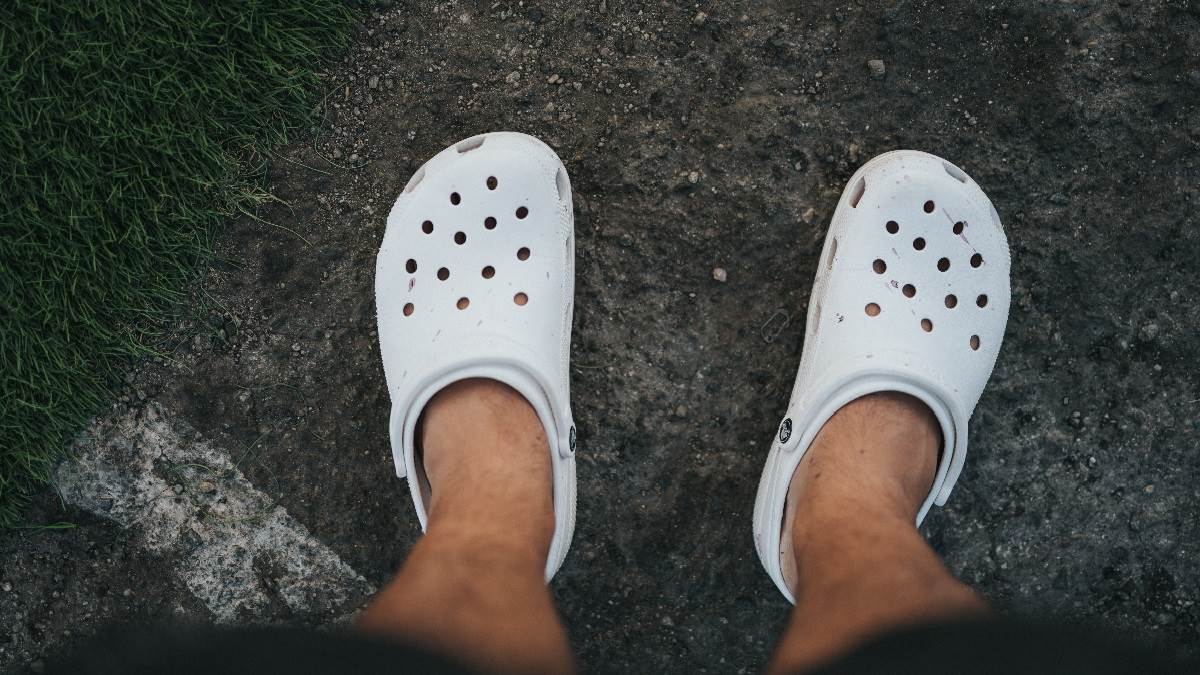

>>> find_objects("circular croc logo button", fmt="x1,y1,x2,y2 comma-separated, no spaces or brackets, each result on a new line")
779,418,793,444
568,425,577,452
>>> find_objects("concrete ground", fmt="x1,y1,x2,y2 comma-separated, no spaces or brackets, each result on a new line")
2,1,1198,672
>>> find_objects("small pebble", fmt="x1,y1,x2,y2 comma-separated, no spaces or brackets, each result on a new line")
693,11,707,26
2,581,11,592
712,267,727,282
368,75,379,89
867,59,886,79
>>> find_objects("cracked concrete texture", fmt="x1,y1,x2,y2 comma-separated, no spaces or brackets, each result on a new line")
1,1,1198,673
54,406,373,624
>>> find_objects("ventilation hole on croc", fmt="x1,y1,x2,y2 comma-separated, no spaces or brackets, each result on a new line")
903,284,916,298
456,136,486,153
454,231,467,245
422,220,434,234
517,247,530,261
486,176,498,190
406,259,417,274
403,167,425,194
921,318,934,332
886,220,899,234
484,216,497,230
937,257,951,272
913,237,926,251
865,302,881,317
924,200,935,213
970,335,981,350
945,294,958,309
976,294,988,308
514,292,529,306
848,177,866,208
450,192,462,205
953,221,965,235
943,161,968,183
872,259,887,274
482,265,495,279
971,253,984,268
437,267,450,281
556,167,569,202
403,303,414,316
826,238,838,270
456,297,470,310
516,206,529,219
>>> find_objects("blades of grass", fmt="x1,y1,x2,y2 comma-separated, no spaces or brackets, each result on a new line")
0,0,357,526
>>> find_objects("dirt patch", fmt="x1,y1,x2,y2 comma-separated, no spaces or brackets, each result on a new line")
3,1,1198,672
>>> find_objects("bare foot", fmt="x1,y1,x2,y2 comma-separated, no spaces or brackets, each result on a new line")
357,379,572,675
418,378,555,557
780,392,940,593
770,392,985,674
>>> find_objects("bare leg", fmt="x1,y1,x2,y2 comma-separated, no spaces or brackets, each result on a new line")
357,379,574,675
768,393,988,674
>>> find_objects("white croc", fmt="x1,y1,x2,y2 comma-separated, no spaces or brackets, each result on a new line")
752,150,1011,602
375,132,577,580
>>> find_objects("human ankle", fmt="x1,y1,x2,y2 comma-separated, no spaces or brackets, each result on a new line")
418,378,554,555
419,520,552,575
420,378,551,490
791,392,941,523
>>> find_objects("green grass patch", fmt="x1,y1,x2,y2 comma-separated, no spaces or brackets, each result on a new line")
0,1,357,525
